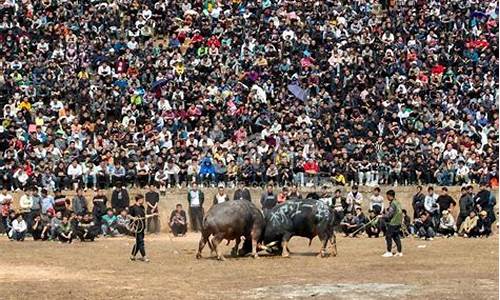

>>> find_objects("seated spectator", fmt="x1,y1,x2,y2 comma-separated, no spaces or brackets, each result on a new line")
438,210,457,238
116,210,132,236
470,211,492,238
31,215,49,241
101,209,119,237
365,210,381,238
415,211,435,240
458,211,479,237
170,204,187,237
277,187,289,204
9,214,27,241
58,216,74,244
76,214,98,242
49,211,63,239
340,212,360,237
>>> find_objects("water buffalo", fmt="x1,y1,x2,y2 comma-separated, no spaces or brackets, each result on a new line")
261,199,337,257
196,200,264,261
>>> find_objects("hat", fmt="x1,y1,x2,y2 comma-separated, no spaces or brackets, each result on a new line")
479,211,487,217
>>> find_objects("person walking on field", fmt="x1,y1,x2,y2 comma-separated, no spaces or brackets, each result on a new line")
379,190,403,257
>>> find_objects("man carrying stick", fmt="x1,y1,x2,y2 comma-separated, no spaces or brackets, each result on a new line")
379,190,403,257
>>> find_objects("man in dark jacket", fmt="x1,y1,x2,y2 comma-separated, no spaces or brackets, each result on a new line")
436,187,456,217
457,186,474,229
145,185,160,234
111,184,130,213
233,181,252,201
474,184,496,225
412,186,425,219
187,182,204,232
260,184,277,216
72,188,88,216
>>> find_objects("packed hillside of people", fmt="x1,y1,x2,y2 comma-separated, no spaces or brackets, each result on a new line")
0,0,498,191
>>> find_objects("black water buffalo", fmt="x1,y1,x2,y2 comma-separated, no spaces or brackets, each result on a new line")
261,199,337,257
196,200,264,261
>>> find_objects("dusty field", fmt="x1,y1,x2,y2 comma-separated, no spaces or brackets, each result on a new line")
0,233,497,300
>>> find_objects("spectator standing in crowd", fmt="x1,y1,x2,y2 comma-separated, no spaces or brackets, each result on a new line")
53,190,67,214
436,188,457,217
424,187,440,226
0,189,13,234
187,182,204,232
111,185,130,213
145,186,160,234
288,185,303,200
40,189,55,215
213,185,229,206
72,189,88,216
92,189,108,227
369,187,384,215
380,190,403,257
233,182,252,201
474,184,497,225
170,204,187,237
260,184,277,216
412,186,426,219
19,190,33,227
457,187,474,229
346,185,363,213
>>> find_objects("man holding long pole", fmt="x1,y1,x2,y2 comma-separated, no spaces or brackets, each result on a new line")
379,190,403,257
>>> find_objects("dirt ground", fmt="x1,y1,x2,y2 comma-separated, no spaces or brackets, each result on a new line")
0,233,497,300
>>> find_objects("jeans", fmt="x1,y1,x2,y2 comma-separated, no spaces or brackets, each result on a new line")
84,174,97,189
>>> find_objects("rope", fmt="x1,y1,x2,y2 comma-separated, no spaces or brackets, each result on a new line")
351,217,379,236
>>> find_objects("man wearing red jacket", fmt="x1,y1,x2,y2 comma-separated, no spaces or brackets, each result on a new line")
303,158,320,186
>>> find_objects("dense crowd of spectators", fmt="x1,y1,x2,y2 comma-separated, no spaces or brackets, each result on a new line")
1,182,495,241
0,0,498,192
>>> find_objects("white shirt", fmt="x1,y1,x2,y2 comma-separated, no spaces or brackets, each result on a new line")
189,190,200,207
12,219,27,232
67,164,83,176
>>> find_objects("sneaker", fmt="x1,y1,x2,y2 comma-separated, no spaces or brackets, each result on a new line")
382,252,393,257
130,256,136,261
139,257,150,263
395,252,403,257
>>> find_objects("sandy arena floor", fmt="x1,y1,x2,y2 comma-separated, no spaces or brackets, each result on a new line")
0,233,497,300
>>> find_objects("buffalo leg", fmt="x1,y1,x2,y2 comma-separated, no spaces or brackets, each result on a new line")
196,234,210,259
329,232,338,257
317,238,328,258
212,234,225,261
231,237,241,257
281,233,292,258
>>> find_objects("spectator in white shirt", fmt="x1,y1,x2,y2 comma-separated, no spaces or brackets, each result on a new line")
67,159,83,190
164,159,181,188
10,214,27,241
456,161,470,185
136,160,150,188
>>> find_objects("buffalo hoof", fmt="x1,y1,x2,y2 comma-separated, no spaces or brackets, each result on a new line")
252,253,259,259
196,253,202,259
231,249,238,257
217,255,226,261
282,253,290,258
